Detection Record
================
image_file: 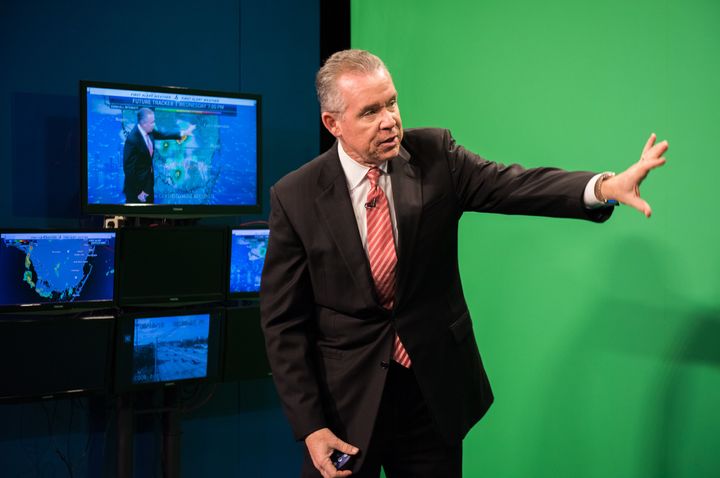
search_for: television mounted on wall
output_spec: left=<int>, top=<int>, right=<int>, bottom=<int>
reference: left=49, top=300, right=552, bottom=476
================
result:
left=80, top=80, right=261, bottom=217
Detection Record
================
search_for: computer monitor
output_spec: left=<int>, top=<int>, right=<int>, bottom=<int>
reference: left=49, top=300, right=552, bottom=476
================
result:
left=0, top=315, right=114, bottom=400
left=115, top=309, right=223, bottom=391
left=0, top=231, right=116, bottom=313
left=228, top=228, right=269, bottom=298
left=116, top=227, right=227, bottom=306
left=80, top=80, right=261, bottom=217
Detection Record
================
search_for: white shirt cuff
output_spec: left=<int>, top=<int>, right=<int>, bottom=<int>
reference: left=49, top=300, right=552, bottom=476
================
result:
left=583, top=173, right=605, bottom=208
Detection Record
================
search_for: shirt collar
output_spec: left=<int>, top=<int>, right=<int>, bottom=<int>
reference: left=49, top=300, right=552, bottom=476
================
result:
left=337, top=141, right=388, bottom=192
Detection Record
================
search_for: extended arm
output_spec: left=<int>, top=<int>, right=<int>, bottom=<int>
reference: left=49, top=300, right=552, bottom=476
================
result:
left=440, top=129, right=612, bottom=222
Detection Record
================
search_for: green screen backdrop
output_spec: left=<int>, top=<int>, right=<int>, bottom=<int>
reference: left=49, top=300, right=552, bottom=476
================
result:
left=353, top=0, right=720, bottom=476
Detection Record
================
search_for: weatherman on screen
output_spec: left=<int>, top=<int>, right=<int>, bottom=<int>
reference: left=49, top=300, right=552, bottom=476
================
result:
left=122, top=107, right=196, bottom=204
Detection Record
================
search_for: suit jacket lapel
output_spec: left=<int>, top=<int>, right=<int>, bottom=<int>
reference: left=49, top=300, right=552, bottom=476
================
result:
left=314, top=146, right=376, bottom=305
left=389, top=145, right=422, bottom=309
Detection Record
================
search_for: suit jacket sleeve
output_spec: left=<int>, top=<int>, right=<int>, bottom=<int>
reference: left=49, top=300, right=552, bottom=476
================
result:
left=436, top=129, right=612, bottom=221
left=151, top=128, right=182, bottom=141
left=260, top=185, right=328, bottom=441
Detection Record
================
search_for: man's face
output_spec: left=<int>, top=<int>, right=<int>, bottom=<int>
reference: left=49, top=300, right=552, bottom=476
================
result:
left=139, top=112, right=156, bottom=134
left=322, top=68, right=403, bottom=167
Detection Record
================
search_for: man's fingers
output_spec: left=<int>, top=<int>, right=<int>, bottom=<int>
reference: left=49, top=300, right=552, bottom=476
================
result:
left=644, top=139, right=668, bottom=161
left=332, top=438, right=359, bottom=455
left=641, top=133, right=657, bottom=156
left=636, top=156, right=666, bottom=177
left=623, top=196, right=652, bottom=218
left=319, top=457, right=353, bottom=478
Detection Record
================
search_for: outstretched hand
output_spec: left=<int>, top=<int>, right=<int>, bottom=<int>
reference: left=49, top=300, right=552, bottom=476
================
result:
left=181, top=124, right=197, bottom=137
left=305, top=427, right=359, bottom=478
left=601, top=133, right=668, bottom=217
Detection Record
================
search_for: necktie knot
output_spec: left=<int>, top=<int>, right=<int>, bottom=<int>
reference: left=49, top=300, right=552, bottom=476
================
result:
left=366, top=167, right=381, bottom=188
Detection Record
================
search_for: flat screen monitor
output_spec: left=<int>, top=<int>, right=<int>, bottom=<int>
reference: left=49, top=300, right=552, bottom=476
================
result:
left=0, top=315, right=114, bottom=400
left=0, top=231, right=116, bottom=312
left=115, top=309, right=222, bottom=391
left=80, top=80, right=261, bottom=217
left=117, top=227, right=227, bottom=306
left=228, top=228, right=269, bottom=298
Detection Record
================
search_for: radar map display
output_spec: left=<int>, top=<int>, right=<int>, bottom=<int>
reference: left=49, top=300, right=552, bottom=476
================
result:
left=0, top=232, right=115, bottom=308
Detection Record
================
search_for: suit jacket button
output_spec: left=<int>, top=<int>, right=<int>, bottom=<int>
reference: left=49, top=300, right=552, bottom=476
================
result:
left=380, top=361, right=389, bottom=369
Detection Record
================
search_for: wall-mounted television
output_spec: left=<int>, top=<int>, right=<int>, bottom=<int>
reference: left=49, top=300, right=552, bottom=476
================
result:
left=80, top=80, right=261, bottom=217
left=115, top=309, right=223, bottom=392
left=116, top=227, right=227, bottom=306
left=0, top=231, right=116, bottom=313
left=228, top=227, right=269, bottom=299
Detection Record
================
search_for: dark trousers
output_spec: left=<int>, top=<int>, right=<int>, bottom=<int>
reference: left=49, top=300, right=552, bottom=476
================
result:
left=302, top=361, right=462, bottom=478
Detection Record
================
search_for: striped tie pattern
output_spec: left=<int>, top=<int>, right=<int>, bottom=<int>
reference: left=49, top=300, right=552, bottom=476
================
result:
left=366, top=167, right=411, bottom=368
left=145, top=133, right=154, bottom=156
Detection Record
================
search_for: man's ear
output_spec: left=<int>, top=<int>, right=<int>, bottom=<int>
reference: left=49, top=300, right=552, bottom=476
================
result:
left=321, top=112, right=341, bottom=138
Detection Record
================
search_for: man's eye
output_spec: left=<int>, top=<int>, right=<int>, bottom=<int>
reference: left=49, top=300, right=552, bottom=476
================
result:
left=362, top=109, right=377, bottom=117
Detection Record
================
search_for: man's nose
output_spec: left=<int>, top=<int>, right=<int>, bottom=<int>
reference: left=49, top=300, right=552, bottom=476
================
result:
left=379, top=108, right=396, bottom=129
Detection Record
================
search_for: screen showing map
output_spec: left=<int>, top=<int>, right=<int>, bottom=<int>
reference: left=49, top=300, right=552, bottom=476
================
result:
left=83, top=83, right=259, bottom=209
left=229, top=229, right=269, bottom=296
left=130, top=313, right=210, bottom=384
left=0, top=232, right=116, bottom=309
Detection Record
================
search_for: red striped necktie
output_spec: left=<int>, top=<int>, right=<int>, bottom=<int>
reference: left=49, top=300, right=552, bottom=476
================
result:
left=365, top=167, right=411, bottom=368
left=145, top=133, right=154, bottom=156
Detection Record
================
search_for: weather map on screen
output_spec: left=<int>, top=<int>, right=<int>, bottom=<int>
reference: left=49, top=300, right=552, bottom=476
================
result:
left=84, top=85, right=258, bottom=207
left=0, top=232, right=116, bottom=308
left=131, top=313, right=210, bottom=384
left=229, top=229, right=269, bottom=295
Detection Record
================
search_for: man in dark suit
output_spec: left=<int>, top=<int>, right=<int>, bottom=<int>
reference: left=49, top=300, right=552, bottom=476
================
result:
left=122, top=108, right=196, bottom=204
left=260, top=50, right=668, bottom=478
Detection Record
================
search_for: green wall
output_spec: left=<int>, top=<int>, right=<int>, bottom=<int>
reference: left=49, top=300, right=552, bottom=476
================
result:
left=353, top=0, right=720, bottom=476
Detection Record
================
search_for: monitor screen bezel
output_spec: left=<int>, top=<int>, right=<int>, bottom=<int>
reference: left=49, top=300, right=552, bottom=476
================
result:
left=116, top=226, right=229, bottom=307
left=114, top=307, right=224, bottom=392
left=0, top=229, right=117, bottom=314
left=79, top=79, right=262, bottom=218
left=0, top=314, right=115, bottom=401
left=228, top=226, right=269, bottom=300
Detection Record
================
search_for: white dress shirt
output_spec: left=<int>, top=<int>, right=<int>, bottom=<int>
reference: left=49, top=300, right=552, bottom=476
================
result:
left=337, top=142, right=399, bottom=256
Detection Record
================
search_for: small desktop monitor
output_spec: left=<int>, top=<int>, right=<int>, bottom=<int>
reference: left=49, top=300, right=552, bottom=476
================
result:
left=0, top=231, right=116, bottom=313
left=115, top=309, right=222, bottom=391
left=80, top=80, right=261, bottom=217
left=0, top=315, right=115, bottom=400
left=228, top=228, right=269, bottom=298
left=116, top=227, right=227, bottom=306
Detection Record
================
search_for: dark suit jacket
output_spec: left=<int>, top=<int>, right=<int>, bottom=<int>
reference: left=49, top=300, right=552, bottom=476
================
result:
left=260, top=128, right=612, bottom=469
left=122, top=125, right=181, bottom=203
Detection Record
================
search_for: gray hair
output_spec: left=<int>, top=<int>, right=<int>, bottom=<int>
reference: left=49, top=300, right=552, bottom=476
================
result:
left=137, top=107, right=154, bottom=123
left=316, top=49, right=388, bottom=114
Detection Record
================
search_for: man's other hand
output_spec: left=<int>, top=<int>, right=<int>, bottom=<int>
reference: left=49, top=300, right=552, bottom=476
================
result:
left=181, top=124, right=197, bottom=136
left=304, top=427, right=359, bottom=478
left=602, top=133, right=669, bottom=217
